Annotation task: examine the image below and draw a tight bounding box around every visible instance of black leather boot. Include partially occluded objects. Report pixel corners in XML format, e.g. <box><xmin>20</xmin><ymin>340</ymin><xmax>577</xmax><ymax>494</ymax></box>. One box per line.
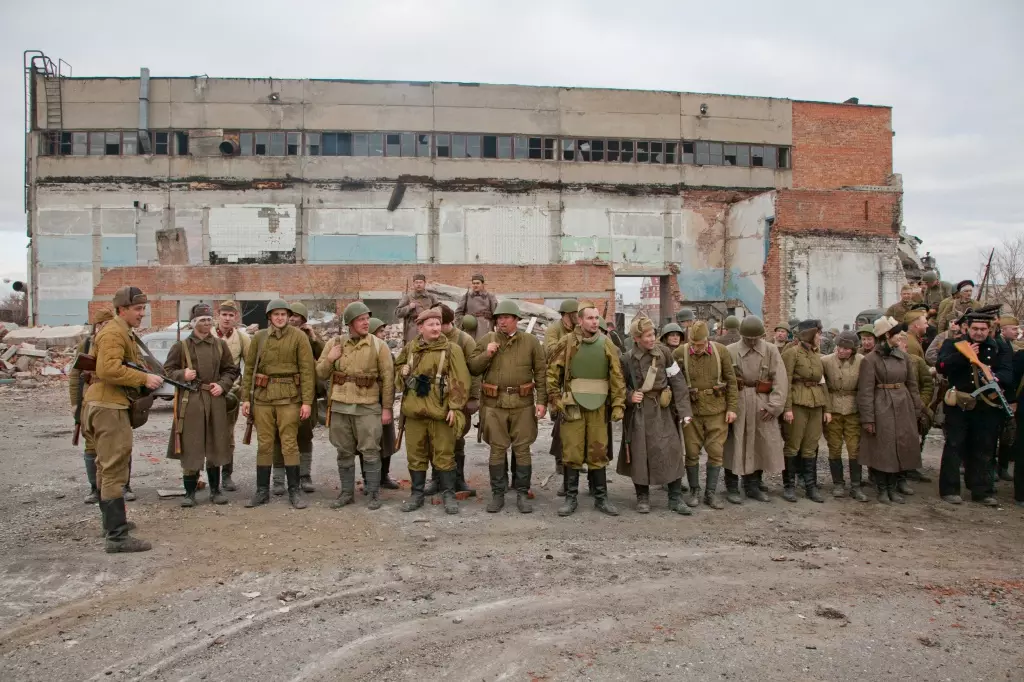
<box><xmin>486</xmin><ymin>464</ymin><xmax>507</xmax><ymax>513</ymax></box>
<box><xmin>332</xmin><ymin>464</ymin><xmax>356</xmax><ymax>508</ymax></box>
<box><xmin>364</xmin><ymin>458</ymin><xmax>382</xmax><ymax>510</ymax></box>
<box><xmin>555</xmin><ymin>451</ymin><xmax>567</xmax><ymax>497</ymax></box>
<box><xmin>402</xmin><ymin>470</ymin><xmax>426</xmax><ymax>512</ymax></box>
<box><xmin>849</xmin><ymin>463</ymin><xmax>868</xmax><ymax>502</ymax></box>
<box><xmin>180</xmin><ymin>474</ymin><xmax>199</xmax><ymax>508</ymax></box>
<box><xmin>83</xmin><ymin>452</ymin><xmax>99</xmax><ymax>504</ymax></box>
<box><xmin>440</xmin><ymin>470</ymin><xmax>459</xmax><ymax>515</ymax></box>
<box><xmin>888</xmin><ymin>472</ymin><xmax>906</xmax><ymax>504</ymax></box>
<box><xmin>558</xmin><ymin>468</ymin><xmax>579</xmax><ymax>516</ymax></box>
<box><xmin>423</xmin><ymin>467</ymin><xmax>441</xmax><ymax>496</ymax></box>
<box><xmin>724</xmin><ymin>469</ymin><xmax>742</xmax><ymax>505</ymax></box>
<box><xmin>592</xmin><ymin>468</ymin><xmax>619</xmax><ymax>516</ymax></box>
<box><xmin>829</xmin><ymin>459</ymin><xmax>846</xmax><ymax>498</ymax></box>
<box><xmin>515</xmin><ymin>463</ymin><xmax>533</xmax><ymax>513</ymax></box>
<box><xmin>803</xmin><ymin>457</ymin><xmax>824</xmax><ymax>503</ymax></box>
<box><xmin>299</xmin><ymin>450</ymin><xmax>315</xmax><ymax>493</ymax></box>
<box><xmin>285</xmin><ymin>465</ymin><xmax>308</xmax><ymax>509</ymax></box>
<box><xmin>103</xmin><ymin>498</ymin><xmax>152</xmax><ymax>553</ymax></box>
<box><xmin>874</xmin><ymin>469</ymin><xmax>890</xmax><ymax>504</ymax></box>
<box><xmin>380</xmin><ymin>455</ymin><xmax>400</xmax><ymax>489</ymax></box>
<box><xmin>745</xmin><ymin>471</ymin><xmax>770</xmax><ymax>502</ymax></box>
<box><xmin>221</xmin><ymin>461</ymin><xmax>237</xmax><ymax>491</ymax></box>
<box><xmin>704</xmin><ymin>465</ymin><xmax>725</xmax><ymax>509</ymax></box>
<box><xmin>246</xmin><ymin>466</ymin><xmax>272</xmax><ymax>507</ymax></box>
<box><xmin>685</xmin><ymin>465</ymin><xmax>701</xmax><ymax>507</ymax></box>
<box><xmin>896</xmin><ymin>472</ymin><xmax>915</xmax><ymax>496</ymax></box>
<box><xmin>455</xmin><ymin>454</ymin><xmax>476</xmax><ymax>497</ymax></box>
<box><xmin>207</xmin><ymin>467</ymin><xmax>228</xmax><ymax>505</ymax></box>
<box><xmin>635</xmin><ymin>484</ymin><xmax>651</xmax><ymax>514</ymax></box>
<box><xmin>666</xmin><ymin>479</ymin><xmax>692</xmax><ymax>515</ymax></box>
<box><xmin>782</xmin><ymin>457</ymin><xmax>798</xmax><ymax>502</ymax></box>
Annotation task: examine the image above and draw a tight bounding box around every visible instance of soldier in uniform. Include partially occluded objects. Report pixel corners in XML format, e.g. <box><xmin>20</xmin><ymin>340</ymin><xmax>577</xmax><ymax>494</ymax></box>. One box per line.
<box><xmin>996</xmin><ymin>315</ymin><xmax>1023</xmax><ymax>482</ymax></box>
<box><xmin>718</xmin><ymin>316</ymin><xmax>741</xmax><ymax>346</ymax></box>
<box><xmin>394</xmin><ymin>307</ymin><xmax>471</xmax><ymax>514</ymax></box>
<box><xmin>921</xmin><ymin>271</ymin><xmax>953</xmax><ymax>314</ymax></box>
<box><xmin>546</xmin><ymin>302</ymin><xmax>626</xmax><ymax>516</ymax></box>
<box><xmin>164</xmin><ymin>303</ymin><xmax>239</xmax><ymax>507</ymax></box>
<box><xmin>821</xmin><ymin>331</ymin><xmax>868</xmax><ymax>501</ymax></box>
<box><xmin>773</xmin><ymin>324</ymin><xmax>791</xmax><ymax>351</ymax></box>
<box><xmin>468</xmin><ymin>300</ymin><xmax>547</xmax><ymax>513</ymax></box>
<box><xmin>894</xmin><ymin>330</ymin><xmax>935</xmax><ymax>494</ymax></box>
<box><xmin>723</xmin><ymin>316</ymin><xmax>787</xmax><ymax>502</ymax></box>
<box><xmin>370</xmin><ymin>317</ymin><xmax>401</xmax><ymax>490</ymax></box>
<box><xmin>241</xmin><ymin>299</ymin><xmax>316</xmax><ymax>510</ymax></box>
<box><xmin>673</xmin><ymin>321</ymin><xmax>738</xmax><ymax>509</ymax></box>
<box><xmin>460</xmin><ymin>314</ymin><xmax>477</xmax><ymax>336</ymax></box>
<box><xmin>857</xmin><ymin>325</ymin><xmax>877</xmax><ymax>355</ymax></box>
<box><xmin>884</xmin><ymin>284</ymin><xmax>919</xmax><ymax>322</ymax></box>
<box><xmin>675</xmin><ymin>309</ymin><xmax>695</xmax><ymax>342</ymax></box>
<box><xmin>903</xmin><ymin>309</ymin><xmax>929</xmax><ymax>360</ymax></box>
<box><xmin>659</xmin><ymin>322</ymin><xmax>684</xmax><ymax>351</ymax></box>
<box><xmin>70</xmin><ymin>308</ymin><xmax>116</xmax><ymax>504</ymax></box>
<box><xmin>544</xmin><ymin>299</ymin><xmax>579</xmax><ymax>496</ymax></box>
<box><xmin>781</xmin><ymin>320</ymin><xmax>831</xmax><ymax>503</ymax></box>
<box><xmin>82</xmin><ymin>286</ymin><xmax>164</xmax><ymax>553</ymax></box>
<box><xmin>455</xmin><ymin>273</ymin><xmax>499</xmax><ymax>342</ymax></box>
<box><xmin>214</xmin><ymin>300</ymin><xmax>250</xmax><ymax>491</ymax></box>
<box><xmin>617</xmin><ymin>315</ymin><xmax>693</xmax><ymax>513</ymax></box>
<box><xmin>395</xmin><ymin>273</ymin><xmax>441</xmax><ymax>344</ymax></box>
<box><xmin>937</xmin><ymin>280</ymin><xmax>976</xmax><ymax>333</ymax></box>
<box><xmin>316</xmin><ymin>302</ymin><xmax>394</xmax><ymax>510</ymax></box>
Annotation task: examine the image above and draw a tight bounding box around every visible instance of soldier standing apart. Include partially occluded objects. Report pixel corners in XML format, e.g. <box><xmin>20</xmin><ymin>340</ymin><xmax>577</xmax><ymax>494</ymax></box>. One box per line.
<box><xmin>781</xmin><ymin>320</ymin><xmax>831</xmax><ymax>503</ymax></box>
<box><xmin>394</xmin><ymin>308</ymin><xmax>471</xmax><ymax>514</ymax></box>
<box><xmin>544</xmin><ymin>299</ymin><xmax>579</xmax><ymax>496</ymax></box>
<box><xmin>936</xmin><ymin>280</ymin><xmax>976</xmax><ymax>333</ymax></box>
<box><xmin>82</xmin><ymin>286</ymin><xmax>164</xmax><ymax>553</ymax></box>
<box><xmin>673</xmin><ymin>321</ymin><xmax>738</xmax><ymax>509</ymax></box>
<box><xmin>214</xmin><ymin>300</ymin><xmax>250</xmax><ymax>491</ymax></box>
<box><xmin>456</xmin><ymin>273</ymin><xmax>499</xmax><ymax>342</ymax></box>
<box><xmin>546</xmin><ymin>303</ymin><xmax>626</xmax><ymax>517</ymax></box>
<box><xmin>857</xmin><ymin>317</ymin><xmax>925</xmax><ymax>504</ymax></box>
<box><xmin>70</xmin><ymin>308</ymin><xmax>115</xmax><ymax>504</ymax></box>
<box><xmin>921</xmin><ymin>271</ymin><xmax>953</xmax><ymax>315</ymax></box>
<box><xmin>821</xmin><ymin>331</ymin><xmax>868</xmax><ymax>501</ymax></box>
<box><xmin>618</xmin><ymin>315</ymin><xmax>693</xmax><ymax>514</ymax></box>
<box><xmin>723</xmin><ymin>316</ymin><xmax>787</xmax><ymax>503</ymax></box>
<box><xmin>164</xmin><ymin>304</ymin><xmax>239</xmax><ymax>507</ymax></box>
<box><xmin>937</xmin><ymin>308</ymin><xmax>1013</xmax><ymax>506</ymax></box>
<box><xmin>468</xmin><ymin>300</ymin><xmax>547</xmax><ymax>513</ymax></box>
<box><xmin>317</xmin><ymin>302</ymin><xmax>394</xmax><ymax>510</ymax></box>
<box><xmin>271</xmin><ymin>303</ymin><xmax>324</xmax><ymax>494</ymax></box>
<box><xmin>370</xmin><ymin>318</ymin><xmax>401</xmax><ymax>490</ymax></box>
<box><xmin>241</xmin><ymin>299</ymin><xmax>316</xmax><ymax>510</ymax></box>
<box><xmin>995</xmin><ymin>315</ymin><xmax>1023</xmax><ymax>482</ymax></box>
<box><xmin>395</xmin><ymin>274</ymin><xmax>441</xmax><ymax>344</ymax></box>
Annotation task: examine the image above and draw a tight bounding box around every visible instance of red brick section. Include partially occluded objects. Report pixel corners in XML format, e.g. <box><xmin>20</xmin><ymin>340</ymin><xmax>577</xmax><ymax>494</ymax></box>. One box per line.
<box><xmin>775</xmin><ymin>190</ymin><xmax>899</xmax><ymax>236</ymax></box>
<box><xmin>91</xmin><ymin>263</ymin><xmax>616</xmax><ymax>327</ymax></box>
<box><xmin>791</xmin><ymin>101</ymin><xmax>893</xmax><ymax>190</ymax></box>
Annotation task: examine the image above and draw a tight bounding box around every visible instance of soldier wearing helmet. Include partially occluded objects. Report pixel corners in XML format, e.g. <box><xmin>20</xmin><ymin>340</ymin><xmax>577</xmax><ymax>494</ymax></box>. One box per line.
<box><xmin>821</xmin><ymin>330</ymin><xmax>868</xmax><ymax>502</ymax></box>
<box><xmin>718</xmin><ymin>315</ymin><xmax>741</xmax><ymax>346</ymax></box>
<box><xmin>241</xmin><ymin>299</ymin><xmax>317</xmax><ymax>510</ymax></box>
<box><xmin>659</xmin><ymin>322</ymin><xmax>684</xmax><ymax>350</ymax></box>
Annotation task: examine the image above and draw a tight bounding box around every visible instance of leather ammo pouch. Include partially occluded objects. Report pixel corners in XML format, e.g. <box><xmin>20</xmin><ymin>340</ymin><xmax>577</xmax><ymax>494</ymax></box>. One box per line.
<box><xmin>560</xmin><ymin>391</ymin><xmax>582</xmax><ymax>422</ymax></box>
<box><xmin>333</xmin><ymin>372</ymin><xmax>377</xmax><ymax>389</ymax></box>
<box><xmin>482</xmin><ymin>383</ymin><xmax>499</xmax><ymax>398</ymax></box>
<box><xmin>944</xmin><ymin>388</ymin><xmax>976</xmax><ymax>411</ymax></box>
<box><xmin>254</xmin><ymin>373</ymin><xmax>270</xmax><ymax>388</ymax></box>
<box><xmin>128</xmin><ymin>392</ymin><xmax>155</xmax><ymax>429</ymax></box>
<box><xmin>756</xmin><ymin>380</ymin><xmax>773</xmax><ymax>395</ymax></box>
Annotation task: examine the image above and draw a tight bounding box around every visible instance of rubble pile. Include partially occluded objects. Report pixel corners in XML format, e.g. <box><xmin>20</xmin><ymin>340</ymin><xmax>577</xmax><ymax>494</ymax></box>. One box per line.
<box><xmin>0</xmin><ymin>340</ymin><xmax>79</xmax><ymax>389</ymax></box>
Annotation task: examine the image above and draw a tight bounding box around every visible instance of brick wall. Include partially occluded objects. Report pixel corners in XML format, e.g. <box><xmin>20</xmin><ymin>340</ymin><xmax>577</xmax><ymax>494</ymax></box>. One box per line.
<box><xmin>91</xmin><ymin>263</ymin><xmax>616</xmax><ymax>327</ymax></box>
<box><xmin>791</xmin><ymin>101</ymin><xmax>893</xmax><ymax>190</ymax></box>
<box><xmin>775</xmin><ymin>190</ymin><xmax>899</xmax><ymax>236</ymax></box>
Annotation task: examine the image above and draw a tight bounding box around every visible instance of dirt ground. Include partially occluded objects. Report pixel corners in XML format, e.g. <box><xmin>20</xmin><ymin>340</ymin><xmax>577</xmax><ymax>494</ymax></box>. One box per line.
<box><xmin>0</xmin><ymin>383</ymin><xmax>1022</xmax><ymax>682</ymax></box>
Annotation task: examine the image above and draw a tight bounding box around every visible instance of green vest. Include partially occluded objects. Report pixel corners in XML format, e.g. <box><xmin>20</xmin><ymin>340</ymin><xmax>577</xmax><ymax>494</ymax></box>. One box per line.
<box><xmin>569</xmin><ymin>333</ymin><xmax>610</xmax><ymax>411</ymax></box>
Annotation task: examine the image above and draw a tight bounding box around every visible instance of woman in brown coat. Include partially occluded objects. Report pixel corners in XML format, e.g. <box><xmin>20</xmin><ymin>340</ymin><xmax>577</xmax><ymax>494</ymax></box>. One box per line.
<box><xmin>164</xmin><ymin>304</ymin><xmax>240</xmax><ymax>507</ymax></box>
<box><xmin>856</xmin><ymin>316</ymin><xmax>924</xmax><ymax>504</ymax></box>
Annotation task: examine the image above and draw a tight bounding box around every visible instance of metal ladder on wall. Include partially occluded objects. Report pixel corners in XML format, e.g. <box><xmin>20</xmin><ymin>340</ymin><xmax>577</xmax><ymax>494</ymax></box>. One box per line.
<box><xmin>23</xmin><ymin>50</ymin><xmax>71</xmax><ymax>210</ymax></box>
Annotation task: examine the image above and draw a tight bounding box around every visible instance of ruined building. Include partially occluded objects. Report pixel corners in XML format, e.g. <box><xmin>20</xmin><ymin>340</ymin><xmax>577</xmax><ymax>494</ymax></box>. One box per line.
<box><xmin>23</xmin><ymin>53</ymin><xmax>908</xmax><ymax>329</ymax></box>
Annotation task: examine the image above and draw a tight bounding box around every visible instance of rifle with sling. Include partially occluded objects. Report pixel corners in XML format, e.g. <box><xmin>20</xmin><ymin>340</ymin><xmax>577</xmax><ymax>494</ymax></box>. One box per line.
<box><xmin>71</xmin><ymin>337</ymin><xmax>92</xmax><ymax>446</ymax></box>
<box><xmin>71</xmin><ymin>353</ymin><xmax>197</xmax><ymax>393</ymax></box>
<box><xmin>954</xmin><ymin>340</ymin><xmax>1013</xmax><ymax>417</ymax></box>
<box><xmin>242</xmin><ymin>330</ymin><xmax>268</xmax><ymax>445</ymax></box>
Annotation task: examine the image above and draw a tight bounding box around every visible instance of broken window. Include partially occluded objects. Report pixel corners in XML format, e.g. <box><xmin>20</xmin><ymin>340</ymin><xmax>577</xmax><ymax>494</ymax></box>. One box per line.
<box><xmin>561</xmin><ymin>139</ymin><xmax>575</xmax><ymax>161</ymax></box>
<box><xmin>306</xmin><ymin>132</ymin><xmax>321</xmax><ymax>156</ymax></box>
<box><xmin>154</xmin><ymin>131</ymin><xmax>169</xmax><ymax>155</ymax></box>
<box><xmin>436</xmin><ymin>134</ymin><xmax>451</xmax><ymax>158</ymax></box>
<box><xmin>751</xmin><ymin>146</ymin><xmax>764</xmax><ymax>167</ymax></box>
<box><xmin>497</xmin><ymin>136</ymin><xmax>512</xmax><ymax>159</ymax></box>
<box><xmin>637</xmin><ymin>141</ymin><xmax>649</xmax><ymax>163</ymax></box>
<box><xmin>482</xmin><ymin>135</ymin><xmax>498</xmax><ymax>158</ymax></box>
<box><xmin>122</xmin><ymin>131</ymin><xmax>138</xmax><ymax>155</ymax></box>
<box><xmin>665</xmin><ymin>141</ymin><xmax>677</xmax><ymax>164</ymax></box>
<box><xmin>778</xmin><ymin>147</ymin><xmax>791</xmax><ymax>169</ymax></box>
<box><xmin>621</xmin><ymin>140</ymin><xmax>634</xmax><ymax>163</ymax></box>
<box><xmin>400</xmin><ymin>133</ymin><xmax>415</xmax><ymax>157</ymax></box>
<box><xmin>254</xmin><ymin>133</ymin><xmax>268</xmax><ymax>155</ymax></box>
<box><xmin>386</xmin><ymin>134</ymin><xmax>401</xmax><ymax>157</ymax></box>
<box><xmin>465</xmin><ymin>135</ymin><xmax>481</xmax><ymax>158</ymax></box>
<box><xmin>417</xmin><ymin>134</ymin><xmax>431</xmax><ymax>157</ymax></box>
<box><xmin>104</xmin><ymin>132</ymin><xmax>121</xmax><ymax>155</ymax></box>
<box><xmin>682</xmin><ymin>141</ymin><xmax>694</xmax><ymax>164</ymax></box>
<box><xmin>528</xmin><ymin>137</ymin><xmax>553</xmax><ymax>160</ymax></box>
<box><xmin>650</xmin><ymin>141</ymin><xmax>663</xmax><ymax>163</ymax></box>
<box><xmin>577</xmin><ymin>140</ymin><xmax>592</xmax><ymax>162</ymax></box>
<box><xmin>287</xmin><ymin>132</ymin><xmax>300</xmax><ymax>155</ymax></box>
<box><xmin>176</xmin><ymin>132</ymin><xmax>189</xmax><ymax>155</ymax></box>
<box><xmin>723</xmin><ymin>144</ymin><xmax>737</xmax><ymax>166</ymax></box>
<box><xmin>592</xmin><ymin>140</ymin><xmax>605</xmax><ymax>162</ymax></box>
<box><xmin>607</xmin><ymin>139</ymin><xmax>620</xmax><ymax>162</ymax></box>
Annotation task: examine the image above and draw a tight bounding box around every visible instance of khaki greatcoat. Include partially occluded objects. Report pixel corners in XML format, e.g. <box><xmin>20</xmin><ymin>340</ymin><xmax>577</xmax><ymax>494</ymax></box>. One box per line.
<box><xmin>723</xmin><ymin>339</ymin><xmax>788</xmax><ymax>475</ymax></box>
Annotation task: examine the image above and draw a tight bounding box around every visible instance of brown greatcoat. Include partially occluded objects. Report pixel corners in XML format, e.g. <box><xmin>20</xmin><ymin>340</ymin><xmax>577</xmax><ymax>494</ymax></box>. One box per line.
<box><xmin>856</xmin><ymin>348</ymin><xmax>924</xmax><ymax>473</ymax></box>
<box><xmin>723</xmin><ymin>339</ymin><xmax>789</xmax><ymax>475</ymax></box>
<box><xmin>616</xmin><ymin>343</ymin><xmax>692</xmax><ymax>485</ymax></box>
<box><xmin>164</xmin><ymin>334</ymin><xmax>239</xmax><ymax>470</ymax></box>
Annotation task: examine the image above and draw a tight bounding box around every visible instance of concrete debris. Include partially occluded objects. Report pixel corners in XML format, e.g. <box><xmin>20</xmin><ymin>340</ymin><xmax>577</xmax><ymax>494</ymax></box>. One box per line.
<box><xmin>3</xmin><ymin>325</ymin><xmax>89</xmax><ymax>349</ymax></box>
<box><xmin>0</xmin><ymin>339</ymin><xmax>78</xmax><ymax>381</ymax></box>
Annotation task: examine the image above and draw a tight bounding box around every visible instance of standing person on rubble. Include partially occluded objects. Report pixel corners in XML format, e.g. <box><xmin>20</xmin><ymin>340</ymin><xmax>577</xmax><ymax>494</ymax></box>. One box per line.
<box><xmin>241</xmin><ymin>299</ymin><xmax>316</xmax><ymax>510</ymax></box>
<box><xmin>781</xmin><ymin>320</ymin><xmax>831</xmax><ymax>503</ymax></box>
<box><xmin>163</xmin><ymin>304</ymin><xmax>239</xmax><ymax>507</ymax></box>
<box><xmin>316</xmin><ymin>302</ymin><xmax>394</xmax><ymax>511</ymax></box>
<box><xmin>70</xmin><ymin>308</ymin><xmax>120</xmax><ymax>504</ymax></box>
<box><xmin>214</xmin><ymin>300</ymin><xmax>250</xmax><ymax>492</ymax></box>
<box><xmin>545</xmin><ymin>299</ymin><xmax>579</xmax><ymax>497</ymax></box>
<box><xmin>455</xmin><ymin>274</ymin><xmax>499</xmax><ymax>342</ymax></box>
<box><xmin>395</xmin><ymin>274</ymin><xmax>440</xmax><ymax>344</ymax></box>
<box><xmin>821</xmin><ymin>331</ymin><xmax>869</xmax><ymax>501</ymax></box>
<box><xmin>723</xmin><ymin>316</ymin><xmax>788</xmax><ymax>503</ymax></box>
<box><xmin>617</xmin><ymin>315</ymin><xmax>693</xmax><ymax>514</ymax></box>
<box><xmin>468</xmin><ymin>300</ymin><xmax>548</xmax><ymax>513</ymax></box>
<box><xmin>885</xmin><ymin>284</ymin><xmax>919</xmax><ymax>324</ymax></box>
<box><xmin>82</xmin><ymin>286</ymin><xmax>164</xmax><ymax>553</ymax></box>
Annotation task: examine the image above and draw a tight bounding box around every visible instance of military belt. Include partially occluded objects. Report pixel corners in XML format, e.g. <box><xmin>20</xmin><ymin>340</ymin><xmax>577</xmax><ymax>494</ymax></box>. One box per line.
<box><xmin>876</xmin><ymin>383</ymin><xmax>904</xmax><ymax>390</ymax></box>
<box><xmin>200</xmin><ymin>383</ymin><xmax>216</xmax><ymax>391</ymax></box>
<box><xmin>831</xmin><ymin>388</ymin><xmax>857</xmax><ymax>395</ymax></box>
<box><xmin>332</xmin><ymin>372</ymin><xmax>378</xmax><ymax>389</ymax></box>
<box><xmin>741</xmin><ymin>380</ymin><xmax>773</xmax><ymax>394</ymax></box>
<box><xmin>482</xmin><ymin>381</ymin><xmax>535</xmax><ymax>398</ymax></box>
<box><xmin>798</xmin><ymin>380</ymin><xmax>821</xmax><ymax>387</ymax></box>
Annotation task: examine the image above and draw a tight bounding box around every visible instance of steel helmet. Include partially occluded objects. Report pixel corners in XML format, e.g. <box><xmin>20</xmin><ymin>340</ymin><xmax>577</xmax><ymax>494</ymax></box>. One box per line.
<box><xmin>368</xmin><ymin>317</ymin><xmax>386</xmax><ymax>334</ymax></box>
<box><xmin>493</xmin><ymin>300</ymin><xmax>523</xmax><ymax>319</ymax></box>
<box><xmin>461</xmin><ymin>315</ymin><xmax>477</xmax><ymax>331</ymax></box>
<box><xmin>266</xmin><ymin>299</ymin><xmax>290</xmax><ymax>316</ymax></box>
<box><xmin>558</xmin><ymin>299</ymin><xmax>579</xmax><ymax>314</ymax></box>
<box><xmin>289</xmin><ymin>302</ymin><xmax>309</xmax><ymax>320</ymax></box>
<box><xmin>659</xmin><ymin>322</ymin><xmax>683</xmax><ymax>340</ymax></box>
<box><xmin>343</xmin><ymin>301</ymin><xmax>372</xmax><ymax>325</ymax></box>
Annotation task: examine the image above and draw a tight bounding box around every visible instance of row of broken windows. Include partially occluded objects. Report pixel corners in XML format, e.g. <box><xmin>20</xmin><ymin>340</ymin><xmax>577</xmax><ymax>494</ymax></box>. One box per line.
<box><xmin>43</xmin><ymin>131</ymin><xmax>189</xmax><ymax>156</ymax></box>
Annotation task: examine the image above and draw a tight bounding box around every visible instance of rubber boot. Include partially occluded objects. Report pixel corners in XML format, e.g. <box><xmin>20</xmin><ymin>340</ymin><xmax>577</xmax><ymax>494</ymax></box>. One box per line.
<box><xmin>635</xmin><ymin>484</ymin><xmax>651</xmax><ymax>514</ymax></box>
<box><xmin>782</xmin><ymin>457</ymin><xmax>798</xmax><ymax>502</ymax></box>
<box><xmin>724</xmin><ymin>469</ymin><xmax>743</xmax><ymax>505</ymax></box>
<box><xmin>704</xmin><ymin>465</ymin><xmax>725</xmax><ymax>509</ymax></box>
<box><xmin>745</xmin><ymin>471</ymin><xmax>770</xmax><ymax>502</ymax></box>
<box><xmin>685</xmin><ymin>465</ymin><xmax>701</xmax><ymax>507</ymax></box>
<box><xmin>849</xmin><ymin>463</ymin><xmax>868</xmax><ymax>502</ymax></box>
<box><xmin>285</xmin><ymin>465</ymin><xmax>308</xmax><ymax>509</ymax></box>
<box><xmin>402</xmin><ymin>470</ymin><xmax>427</xmax><ymax>511</ymax></box>
<box><xmin>299</xmin><ymin>450</ymin><xmax>315</xmax><ymax>493</ymax></box>
<box><xmin>440</xmin><ymin>470</ymin><xmax>459</xmax><ymax>515</ymax></box>
<box><xmin>515</xmin><ymin>463</ymin><xmax>533</xmax><ymax>513</ymax></box>
<box><xmin>102</xmin><ymin>498</ymin><xmax>152</xmax><ymax>553</ymax></box>
<box><xmin>829</xmin><ymin>459</ymin><xmax>846</xmax><ymax>499</ymax></box>
<box><xmin>83</xmin><ymin>452</ymin><xmax>99</xmax><ymax>504</ymax></box>
<box><xmin>896</xmin><ymin>472</ymin><xmax>915</xmax><ymax>496</ymax></box>
<box><xmin>486</xmin><ymin>464</ymin><xmax>507</xmax><ymax>513</ymax></box>
<box><xmin>557</xmin><ymin>468</ymin><xmax>580</xmax><ymax>517</ymax></box>
<box><xmin>888</xmin><ymin>472</ymin><xmax>906</xmax><ymax>504</ymax></box>
<box><xmin>246</xmin><ymin>466</ymin><xmax>271</xmax><ymax>507</ymax></box>
<box><xmin>180</xmin><ymin>474</ymin><xmax>198</xmax><ymax>508</ymax></box>
<box><xmin>592</xmin><ymin>468</ymin><xmax>619</xmax><ymax>516</ymax></box>
<box><xmin>423</xmin><ymin>467</ymin><xmax>441</xmax><ymax>496</ymax></box>
<box><xmin>363</xmin><ymin>458</ymin><xmax>382</xmax><ymax>511</ymax></box>
<box><xmin>803</xmin><ymin>457</ymin><xmax>824</xmax><ymax>503</ymax></box>
<box><xmin>221</xmin><ymin>461</ymin><xmax>237</xmax><ymax>492</ymax></box>
<box><xmin>332</xmin><ymin>464</ymin><xmax>356</xmax><ymax>508</ymax></box>
<box><xmin>455</xmin><ymin>454</ymin><xmax>476</xmax><ymax>497</ymax></box>
<box><xmin>380</xmin><ymin>455</ymin><xmax>400</xmax><ymax>489</ymax></box>
<box><xmin>272</xmin><ymin>466</ymin><xmax>286</xmax><ymax>496</ymax></box>
<box><xmin>666</xmin><ymin>479</ymin><xmax>693</xmax><ymax>515</ymax></box>
<box><xmin>207</xmin><ymin>467</ymin><xmax>228</xmax><ymax>505</ymax></box>
<box><xmin>874</xmin><ymin>469</ymin><xmax>891</xmax><ymax>504</ymax></box>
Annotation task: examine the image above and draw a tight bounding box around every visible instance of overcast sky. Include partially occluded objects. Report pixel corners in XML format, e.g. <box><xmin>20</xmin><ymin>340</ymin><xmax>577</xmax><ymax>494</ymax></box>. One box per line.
<box><xmin>1</xmin><ymin>0</ymin><xmax>1021</xmax><ymax>301</ymax></box>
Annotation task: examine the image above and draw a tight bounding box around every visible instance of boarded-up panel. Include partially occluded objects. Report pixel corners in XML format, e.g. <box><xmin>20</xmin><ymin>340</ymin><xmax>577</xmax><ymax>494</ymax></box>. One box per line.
<box><xmin>464</xmin><ymin>207</ymin><xmax>549</xmax><ymax>265</ymax></box>
<box><xmin>208</xmin><ymin>205</ymin><xmax>296</xmax><ymax>264</ymax></box>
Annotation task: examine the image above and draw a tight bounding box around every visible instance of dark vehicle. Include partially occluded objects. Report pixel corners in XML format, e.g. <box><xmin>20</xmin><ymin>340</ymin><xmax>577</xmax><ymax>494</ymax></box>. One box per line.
<box><xmin>854</xmin><ymin>308</ymin><xmax>884</xmax><ymax>328</ymax></box>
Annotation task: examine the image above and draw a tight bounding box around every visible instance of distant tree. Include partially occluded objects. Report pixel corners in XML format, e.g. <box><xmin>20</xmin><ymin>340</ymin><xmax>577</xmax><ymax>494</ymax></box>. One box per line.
<box><xmin>979</xmin><ymin>234</ymin><xmax>1024</xmax><ymax>319</ymax></box>
<box><xmin>0</xmin><ymin>292</ymin><xmax>28</xmax><ymax>326</ymax></box>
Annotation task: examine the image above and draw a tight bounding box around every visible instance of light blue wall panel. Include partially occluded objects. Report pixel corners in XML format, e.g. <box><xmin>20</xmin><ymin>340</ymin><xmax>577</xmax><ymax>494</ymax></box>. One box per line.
<box><xmin>36</xmin><ymin>298</ymin><xmax>90</xmax><ymax>326</ymax></box>
<box><xmin>102</xmin><ymin>235</ymin><xmax>137</xmax><ymax>266</ymax></box>
<box><xmin>307</xmin><ymin>235</ymin><xmax>417</xmax><ymax>263</ymax></box>
<box><xmin>37</xmin><ymin>235</ymin><xmax>92</xmax><ymax>266</ymax></box>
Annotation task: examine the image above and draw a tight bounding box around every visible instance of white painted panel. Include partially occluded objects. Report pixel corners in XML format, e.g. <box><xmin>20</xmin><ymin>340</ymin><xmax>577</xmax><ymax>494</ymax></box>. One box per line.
<box><xmin>36</xmin><ymin>209</ymin><xmax>92</xmax><ymax>236</ymax></box>
<box><xmin>177</xmin><ymin>209</ymin><xmax>206</xmax><ymax>264</ymax></box>
<box><xmin>36</xmin><ymin>268</ymin><xmax>93</xmax><ymax>299</ymax></box>
<box><xmin>100</xmin><ymin>208</ymin><xmax>136</xmax><ymax>235</ymax></box>
<box><xmin>136</xmin><ymin>212</ymin><xmax>163</xmax><ymax>264</ymax></box>
<box><xmin>208</xmin><ymin>204</ymin><xmax>296</xmax><ymax>263</ymax></box>
<box><xmin>310</xmin><ymin>208</ymin><xmax>424</xmax><ymax>235</ymax></box>
<box><xmin>465</xmin><ymin>207</ymin><xmax>550</xmax><ymax>265</ymax></box>
<box><xmin>804</xmin><ymin>249</ymin><xmax>881</xmax><ymax>330</ymax></box>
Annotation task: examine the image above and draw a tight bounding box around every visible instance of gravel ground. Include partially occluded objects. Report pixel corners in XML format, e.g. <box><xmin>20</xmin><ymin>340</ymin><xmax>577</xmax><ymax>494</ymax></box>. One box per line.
<box><xmin>0</xmin><ymin>382</ymin><xmax>1022</xmax><ymax>681</ymax></box>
